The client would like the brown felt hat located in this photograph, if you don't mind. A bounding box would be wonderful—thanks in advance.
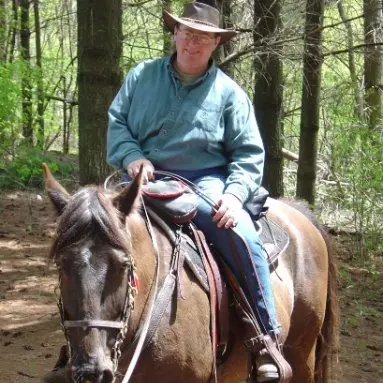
[163,2,237,45]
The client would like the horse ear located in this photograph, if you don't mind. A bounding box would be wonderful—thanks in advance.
[42,163,70,215]
[113,165,144,216]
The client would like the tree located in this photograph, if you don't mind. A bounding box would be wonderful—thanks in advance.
[253,0,284,197]
[337,0,364,120]
[33,0,44,148]
[162,0,172,55]
[0,0,6,62]
[19,0,33,144]
[364,0,383,131]
[217,0,235,78]
[8,0,17,63]
[77,0,122,185]
[296,0,325,205]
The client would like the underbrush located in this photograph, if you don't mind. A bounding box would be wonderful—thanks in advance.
[0,147,78,190]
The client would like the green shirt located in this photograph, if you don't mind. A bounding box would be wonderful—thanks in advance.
[107,55,264,203]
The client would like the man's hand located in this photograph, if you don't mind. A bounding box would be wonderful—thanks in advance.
[126,159,155,182]
[212,193,242,229]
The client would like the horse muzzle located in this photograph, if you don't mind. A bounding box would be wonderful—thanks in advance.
[72,360,115,383]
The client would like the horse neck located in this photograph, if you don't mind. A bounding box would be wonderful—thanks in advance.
[125,214,160,328]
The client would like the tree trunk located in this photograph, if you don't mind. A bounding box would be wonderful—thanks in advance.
[217,0,234,77]
[77,0,122,185]
[8,0,17,63]
[296,0,325,206]
[364,0,383,131]
[337,0,364,120]
[62,76,69,154]
[34,0,44,149]
[162,0,172,55]
[253,0,284,198]
[0,0,6,62]
[20,0,33,144]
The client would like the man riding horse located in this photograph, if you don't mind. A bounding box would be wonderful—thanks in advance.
[106,1,290,381]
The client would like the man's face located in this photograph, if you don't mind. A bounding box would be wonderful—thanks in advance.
[174,25,220,72]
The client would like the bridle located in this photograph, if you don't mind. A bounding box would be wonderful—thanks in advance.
[54,194,162,383]
[56,260,138,373]
[54,171,213,382]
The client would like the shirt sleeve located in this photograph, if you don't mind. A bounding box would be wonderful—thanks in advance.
[107,65,145,170]
[223,95,265,204]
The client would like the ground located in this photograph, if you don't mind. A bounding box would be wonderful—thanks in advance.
[0,190,382,382]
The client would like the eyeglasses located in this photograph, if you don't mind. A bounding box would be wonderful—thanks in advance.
[177,29,216,45]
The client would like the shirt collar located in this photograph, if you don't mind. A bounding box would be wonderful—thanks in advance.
[166,54,216,84]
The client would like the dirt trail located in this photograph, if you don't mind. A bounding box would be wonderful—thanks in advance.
[0,190,382,382]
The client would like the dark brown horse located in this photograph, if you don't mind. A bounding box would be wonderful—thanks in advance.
[42,164,338,383]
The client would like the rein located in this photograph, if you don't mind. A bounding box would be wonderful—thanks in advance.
[154,170,220,213]
[55,187,162,382]
[120,197,161,383]
[55,171,220,381]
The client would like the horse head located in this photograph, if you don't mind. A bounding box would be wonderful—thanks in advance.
[43,164,144,383]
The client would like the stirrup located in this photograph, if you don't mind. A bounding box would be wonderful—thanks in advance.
[256,348,279,382]
[245,334,292,383]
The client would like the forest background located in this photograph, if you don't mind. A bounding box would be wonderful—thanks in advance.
[0,0,382,381]
[0,0,381,257]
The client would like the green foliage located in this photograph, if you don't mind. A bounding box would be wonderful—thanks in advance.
[0,62,22,145]
[0,147,77,189]
[332,127,383,257]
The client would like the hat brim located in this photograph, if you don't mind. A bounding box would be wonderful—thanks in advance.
[163,10,236,45]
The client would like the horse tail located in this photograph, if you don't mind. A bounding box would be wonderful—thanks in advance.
[314,229,340,383]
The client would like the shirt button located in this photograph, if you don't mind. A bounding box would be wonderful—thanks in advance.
[162,129,168,135]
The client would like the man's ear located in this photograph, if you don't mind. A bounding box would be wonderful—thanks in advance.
[215,34,221,47]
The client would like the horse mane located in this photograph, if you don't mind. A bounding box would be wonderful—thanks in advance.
[50,187,132,259]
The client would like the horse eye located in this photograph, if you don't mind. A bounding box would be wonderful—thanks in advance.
[121,259,130,270]
[55,262,63,273]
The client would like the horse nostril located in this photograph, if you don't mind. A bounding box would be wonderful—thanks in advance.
[101,369,114,383]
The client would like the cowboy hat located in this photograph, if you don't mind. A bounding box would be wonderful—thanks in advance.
[163,1,237,45]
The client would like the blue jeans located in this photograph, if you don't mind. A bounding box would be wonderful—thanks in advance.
[123,168,279,334]
[168,169,279,335]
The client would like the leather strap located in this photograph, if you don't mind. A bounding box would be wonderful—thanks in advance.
[190,226,218,383]
[192,226,230,358]
[144,272,176,347]
[64,320,124,329]
[262,335,292,383]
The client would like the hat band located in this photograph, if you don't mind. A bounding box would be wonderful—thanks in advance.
[180,17,218,28]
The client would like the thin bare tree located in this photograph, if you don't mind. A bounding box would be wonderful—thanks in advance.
[364,0,383,131]
[20,0,33,144]
[253,0,284,197]
[337,0,364,120]
[33,0,44,148]
[8,0,17,63]
[296,0,325,206]
[0,0,6,62]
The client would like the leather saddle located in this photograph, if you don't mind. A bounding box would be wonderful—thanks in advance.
[142,180,291,382]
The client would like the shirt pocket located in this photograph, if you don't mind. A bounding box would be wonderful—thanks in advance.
[186,102,223,133]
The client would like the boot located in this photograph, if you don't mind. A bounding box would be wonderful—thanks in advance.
[256,347,279,382]
[246,334,292,383]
